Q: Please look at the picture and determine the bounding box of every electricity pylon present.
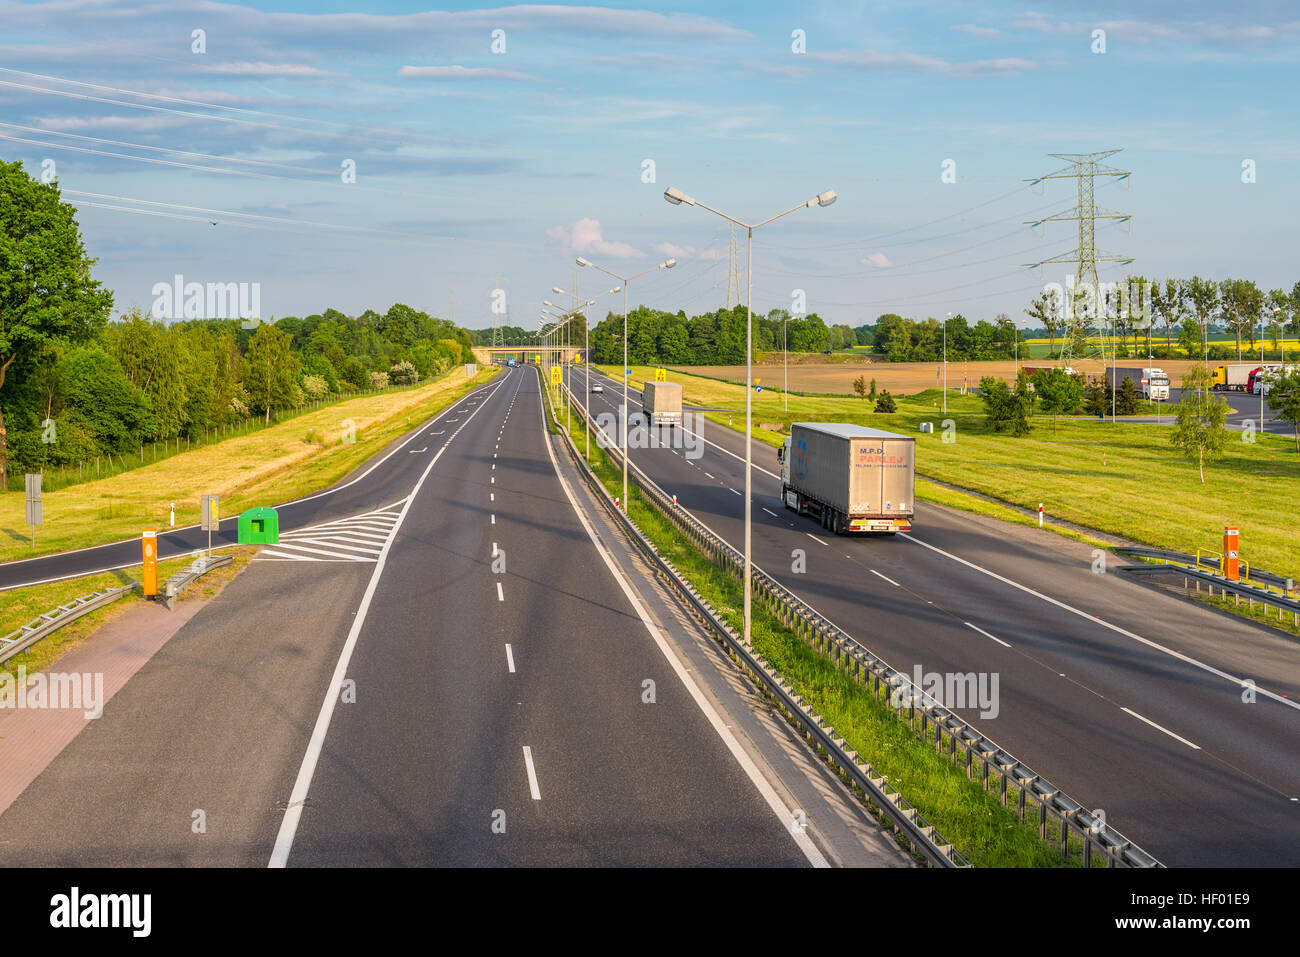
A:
[726,224,740,309]
[491,273,506,348]
[1024,150,1133,366]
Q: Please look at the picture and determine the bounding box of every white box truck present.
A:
[642,381,683,428]
[1140,367,1170,400]
[778,423,916,534]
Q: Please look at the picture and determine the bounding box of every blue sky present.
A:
[1,0,1297,330]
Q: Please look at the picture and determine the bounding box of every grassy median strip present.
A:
[601,363,1299,580]
[551,390,1070,867]
[0,367,499,562]
[1,547,254,680]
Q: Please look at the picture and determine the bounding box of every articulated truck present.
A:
[642,381,683,427]
[1212,363,1261,391]
[1106,366,1170,400]
[778,422,916,534]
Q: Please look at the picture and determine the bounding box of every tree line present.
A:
[0,158,475,489]
[1025,277,1300,359]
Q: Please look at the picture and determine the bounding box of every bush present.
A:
[301,375,328,400]
[389,360,418,385]
[368,371,390,391]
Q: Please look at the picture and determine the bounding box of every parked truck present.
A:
[1211,363,1260,391]
[1251,364,1293,396]
[777,422,915,534]
[642,380,683,428]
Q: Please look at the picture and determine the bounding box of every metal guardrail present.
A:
[1121,563,1300,627]
[555,379,1163,868]
[0,586,132,665]
[161,554,232,610]
[546,381,967,867]
[1113,545,1294,593]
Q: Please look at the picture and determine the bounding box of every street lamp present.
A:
[549,285,621,459]
[663,184,836,651]
[576,255,677,511]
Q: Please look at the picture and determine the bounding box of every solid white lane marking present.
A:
[496,581,504,601]
[870,569,901,588]
[1122,707,1201,750]
[270,377,505,868]
[505,644,515,673]
[965,621,1011,648]
[537,371,827,868]
[901,533,1300,714]
[522,746,541,799]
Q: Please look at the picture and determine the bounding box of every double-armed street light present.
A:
[575,256,677,510]
[661,184,837,649]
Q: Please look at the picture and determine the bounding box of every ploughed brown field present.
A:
[675,359,1212,396]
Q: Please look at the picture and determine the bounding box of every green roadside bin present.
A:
[238,506,280,544]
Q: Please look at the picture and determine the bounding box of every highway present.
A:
[0,375,507,592]
[575,366,1300,866]
[0,366,832,867]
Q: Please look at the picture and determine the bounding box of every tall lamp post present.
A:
[575,256,676,510]
[663,184,837,650]
[547,285,621,459]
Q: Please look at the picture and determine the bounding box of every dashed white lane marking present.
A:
[901,533,1300,714]
[1122,707,1201,750]
[270,376,506,867]
[408,447,427,454]
[965,621,1011,648]
[505,644,516,673]
[491,477,495,484]
[870,569,901,588]
[728,487,741,496]
[704,472,715,479]
[496,581,504,601]
[491,514,496,524]
[429,431,444,436]
[762,507,779,518]
[490,492,494,501]
[522,746,541,799]
[805,533,828,546]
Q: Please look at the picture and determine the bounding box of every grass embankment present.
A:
[600,364,1300,578]
[0,367,499,562]
[550,388,1074,867]
[1,547,253,680]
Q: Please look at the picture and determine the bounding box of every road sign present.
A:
[142,529,158,597]
[24,473,41,545]
[550,366,561,386]
[655,368,666,382]
[201,494,220,531]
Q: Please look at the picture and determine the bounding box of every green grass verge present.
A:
[1,546,254,681]
[549,388,1083,867]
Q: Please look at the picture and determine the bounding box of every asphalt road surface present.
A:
[0,366,818,867]
[575,366,1300,866]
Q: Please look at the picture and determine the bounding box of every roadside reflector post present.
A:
[1223,527,1240,582]
[142,529,159,598]
[1038,503,1044,527]
[169,502,175,527]
[673,494,678,507]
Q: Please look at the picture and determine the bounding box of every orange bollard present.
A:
[1223,527,1239,581]
[142,528,158,597]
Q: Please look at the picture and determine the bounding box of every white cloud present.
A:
[951,24,1003,39]
[811,49,1039,77]
[655,241,724,260]
[548,218,644,259]
[861,252,893,268]
[192,62,332,77]
[397,65,541,82]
